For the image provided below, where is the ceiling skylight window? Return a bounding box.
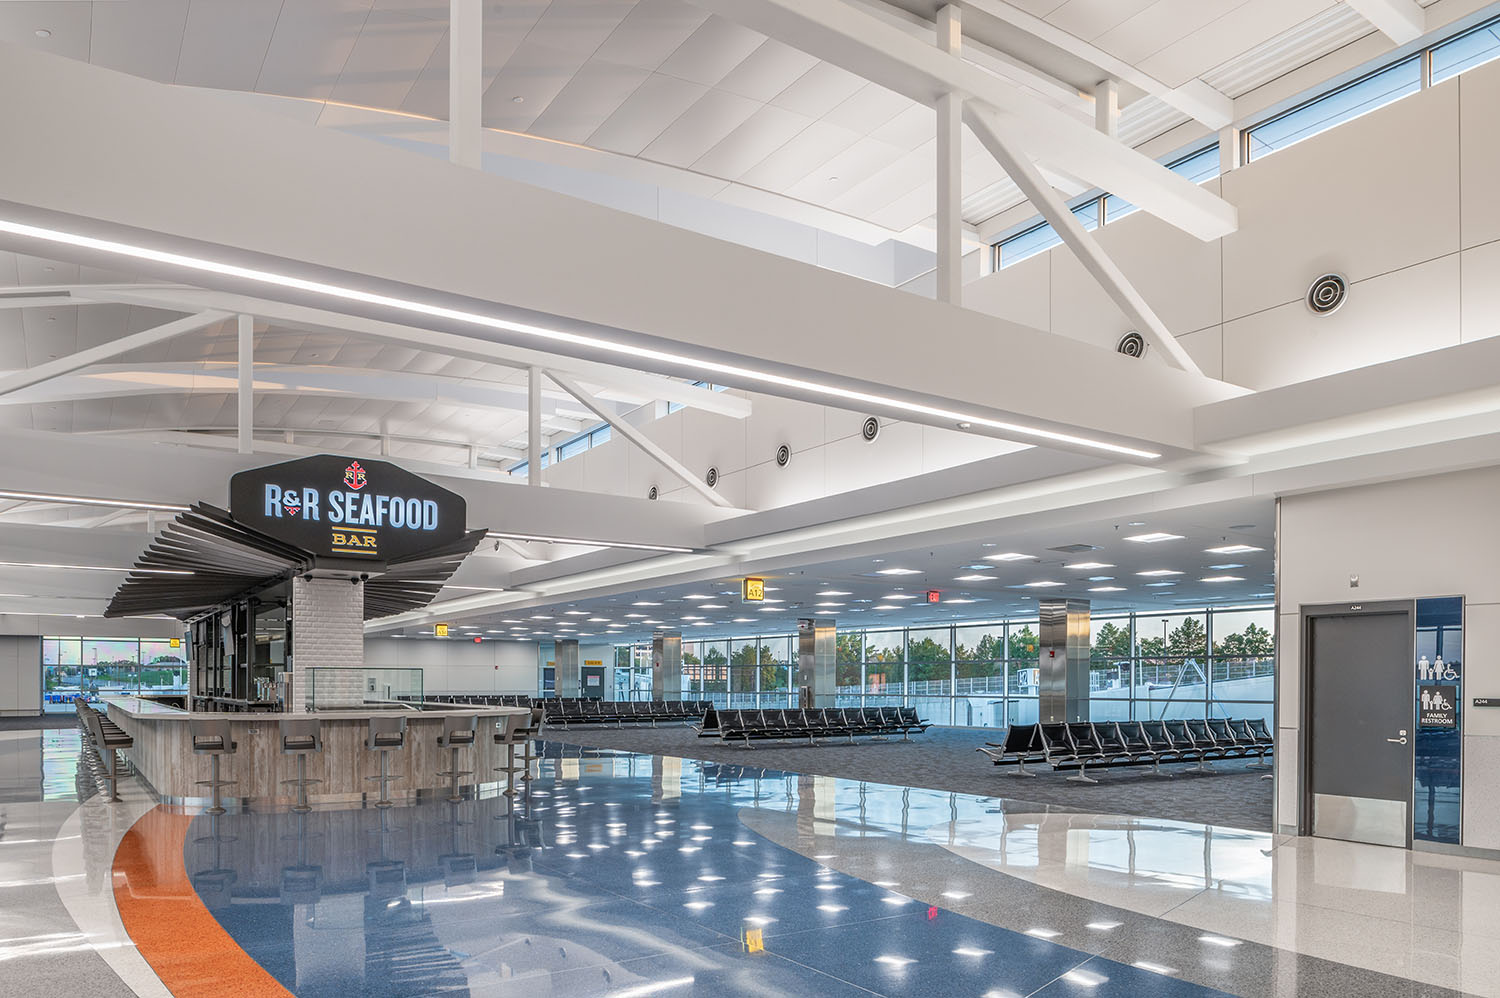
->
[1125,532,1184,543]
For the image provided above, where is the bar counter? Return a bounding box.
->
[104,695,531,806]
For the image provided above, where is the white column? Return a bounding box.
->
[237,314,253,454]
[1219,124,1242,175]
[527,366,543,487]
[934,4,963,306]
[1094,79,1119,139]
[449,0,482,169]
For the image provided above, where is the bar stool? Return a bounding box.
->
[190,717,237,816]
[493,712,529,797]
[517,706,545,784]
[279,718,322,813]
[436,714,478,803]
[365,716,407,809]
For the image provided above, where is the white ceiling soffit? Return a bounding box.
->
[0,46,1243,462]
[689,0,1236,242]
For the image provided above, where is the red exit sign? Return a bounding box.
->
[926,590,941,604]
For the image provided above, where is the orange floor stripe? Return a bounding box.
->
[113,806,294,998]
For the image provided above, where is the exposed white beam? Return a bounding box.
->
[236,313,253,454]
[0,292,72,309]
[1344,0,1427,44]
[935,4,963,306]
[965,103,1201,376]
[953,0,1234,129]
[547,370,737,510]
[527,366,543,488]
[1094,79,1119,139]
[449,0,482,168]
[690,0,1236,241]
[0,310,229,399]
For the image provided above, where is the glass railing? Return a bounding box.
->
[307,667,423,711]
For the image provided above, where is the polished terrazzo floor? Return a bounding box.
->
[4,728,1498,997]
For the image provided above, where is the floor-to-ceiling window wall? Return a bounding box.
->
[40,636,189,713]
[612,606,1274,728]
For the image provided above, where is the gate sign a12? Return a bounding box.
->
[229,454,468,568]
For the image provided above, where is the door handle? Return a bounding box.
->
[1387,736,1408,745]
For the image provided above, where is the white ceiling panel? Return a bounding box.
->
[526,58,653,143]
[256,0,375,101]
[640,88,762,167]
[1092,0,1253,68]
[821,83,914,135]
[400,2,552,118]
[1139,0,1332,88]
[89,0,190,84]
[784,135,910,203]
[868,102,937,153]
[829,138,937,218]
[330,7,447,109]
[175,0,286,91]
[655,14,766,88]
[1047,0,1160,42]
[0,314,27,368]
[739,119,864,192]
[592,0,708,71]
[768,60,870,119]
[690,104,814,179]
[0,2,91,61]
[586,72,707,157]
[715,38,820,103]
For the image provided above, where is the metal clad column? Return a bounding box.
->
[797,618,836,707]
[1038,599,1091,722]
[652,631,682,700]
[555,639,581,697]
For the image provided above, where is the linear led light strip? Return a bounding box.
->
[0,560,191,575]
[0,218,1159,461]
[487,530,694,554]
[0,489,188,512]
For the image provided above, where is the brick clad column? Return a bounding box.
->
[291,576,364,710]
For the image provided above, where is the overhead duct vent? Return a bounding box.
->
[647,485,658,501]
[705,467,719,489]
[1116,331,1147,358]
[775,444,792,468]
[1307,273,1348,315]
[862,417,880,442]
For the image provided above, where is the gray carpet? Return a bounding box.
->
[0,715,78,730]
[544,723,1275,833]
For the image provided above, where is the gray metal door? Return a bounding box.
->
[1308,610,1413,847]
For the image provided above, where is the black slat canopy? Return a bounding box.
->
[105,503,485,620]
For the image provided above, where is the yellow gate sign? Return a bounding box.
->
[434,623,450,638]
[742,578,765,602]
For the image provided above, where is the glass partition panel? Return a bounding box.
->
[906,628,951,695]
[863,631,903,695]
[954,623,1004,661]
[1007,622,1040,662]
[307,667,423,710]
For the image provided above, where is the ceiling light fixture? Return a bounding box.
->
[1065,562,1114,570]
[1125,532,1184,543]
[0,217,1162,459]
[1088,586,1126,592]
[882,594,917,600]
[816,590,851,596]
[984,552,1035,562]
[954,574,996,582]
[1200,575,1244,583]
[1136,569,1182,577]
[0,561,191,575]
[876,568,921,576]
[486,531,693,554]
[1205,544,1263,554]
[1023,581,1066,588]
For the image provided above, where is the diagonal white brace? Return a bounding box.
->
[546,370,737,509]
[0,310,230,399]
[966,104,1202,376]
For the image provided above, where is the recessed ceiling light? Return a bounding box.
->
[633,601,661,606]
[1126,532,1184,543]
[873,604,900,610]
[1208,563,1245,570]
[1200,576,1244,583]
[1089,586,1126,592]
[1144,581,1176,587]
[733,617,755,623]
[699,603,727,609]
[1087,576,1114,581]
[681,615,704,621]
[815,602,845,608]
[564,610,589,615]
[530,614,553,619]
[35,29,51,38]
[882,594,918,600]
[943,598,978,604]
[876,568,921,575]
[1205,544,1263,554]
[984,552,1034,562]
[1023,581,1065,588]
[588,617,610,622]
[817,590,852,596]
[1137,569,1182,577]
[625,613,647,619]
[512,95,525,103]
[683,594,712,600]
[954,574,996,581]
[1065,562,1114,570]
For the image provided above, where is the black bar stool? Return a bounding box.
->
[493,712,528,797]
[279,718,322,813]
[190,717,237,816]
[517,706,545,783]
[365,716,407,808]
[436,714,478,803]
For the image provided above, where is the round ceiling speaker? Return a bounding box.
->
[647,485,658,501]
[705,466,719,489]
[1306,273,1348,315]
[1116,331,1147,358]
[775,443,792,468]
[861,417,880,442]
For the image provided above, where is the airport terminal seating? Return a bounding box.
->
[711,706,929,747]
[979,717,1273,782]
[543,698,711,727]
[414,694,534,708]
[76,701,133,801]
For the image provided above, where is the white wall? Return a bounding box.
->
[1278,467,1500,851]
[0,635,42,715]
[364,637,539,695]
[966,56,1500,391]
